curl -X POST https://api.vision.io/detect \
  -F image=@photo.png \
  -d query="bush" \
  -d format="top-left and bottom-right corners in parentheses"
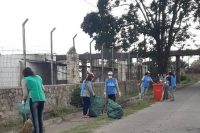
top-left (180, 75), bottom-right (187, 81)
top-left (180, 75), bottom-right (191, 84)
top-left (70, 86), bottom-right (82, 108)
top-left (51, 104), bottom-right (74, 117)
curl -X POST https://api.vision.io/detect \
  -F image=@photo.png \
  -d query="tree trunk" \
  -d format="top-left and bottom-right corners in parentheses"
top-left (156, 49), bottom-right (169, 74)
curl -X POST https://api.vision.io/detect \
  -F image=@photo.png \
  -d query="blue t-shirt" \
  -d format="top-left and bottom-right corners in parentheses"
top-left (141, 75), bottom-right (152, 88)
top-left (170, 75), bottom-right (176, 88)
top-left (105, 78), bottom-right (118, 95)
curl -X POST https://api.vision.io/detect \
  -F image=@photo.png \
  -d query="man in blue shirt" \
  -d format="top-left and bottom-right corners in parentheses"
top-left (104, 71), bottom-right (121, 102)
top-left (140, 71), bottom-right (153, 98)
top-left (168, 72), bottom-right (176, 101)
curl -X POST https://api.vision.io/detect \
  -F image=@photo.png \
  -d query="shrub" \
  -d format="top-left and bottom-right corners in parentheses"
top-left (70, 86), bottom-right (82, 108)
top-left (51, 104), bottom-right (74, 117)
top-left (180, 75), bottom-right (187, 81)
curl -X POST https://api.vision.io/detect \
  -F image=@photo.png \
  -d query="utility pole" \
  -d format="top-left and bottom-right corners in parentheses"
top-left (50, 27), bottom-right (56, 85)
top-left (111, 45), bottom-right (114, 72)
top-left (101, 44), bottom-right (104, 81)
top-left (73, 34), bottom-right (77, 51)
top-left (128, 51), bottom-right (131, 80)
top-left (90, 39), bottom-right (94, 72)
top-left (22, 18), bottom-right (29, 68)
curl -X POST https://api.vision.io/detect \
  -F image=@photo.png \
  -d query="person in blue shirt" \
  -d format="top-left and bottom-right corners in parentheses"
top-left (80, 72), bottom-right (95, 118)
top-left (140, 71), bottom-right (153, 98)
top-left (168, 72), bottom-right (176, 101)
top-left (104, 71), bottom-right (121, 102)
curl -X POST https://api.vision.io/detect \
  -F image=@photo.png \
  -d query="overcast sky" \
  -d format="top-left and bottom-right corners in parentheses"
top-left (0, 0), bottom-right (199, 63)
top-left (0, 0), bottom-right (98, 55)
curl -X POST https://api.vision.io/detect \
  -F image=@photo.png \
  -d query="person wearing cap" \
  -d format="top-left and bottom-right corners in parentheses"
top-left (140, 71), bottom-right (153, 98)
top-left (80, 72), bottom-right (95, 118)
top-left (104, 71), bottom-right (121, 102)
top-left (167, 71), bottom-right (176, 101)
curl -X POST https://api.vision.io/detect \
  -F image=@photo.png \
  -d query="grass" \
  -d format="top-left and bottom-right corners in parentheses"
top-left (51, 105), bottom-right (78, 118)
top-left (0, 105), bottom-right (79, 133)
top-left (0, 118), bottom-right (22, 133)
top-left (61, 97), bottom-right (154, 133)
top-left (180, 73), bottom-right (200, 84)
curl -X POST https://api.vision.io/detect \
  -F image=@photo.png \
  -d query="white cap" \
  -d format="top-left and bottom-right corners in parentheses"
top-left (107, 71), bottom-right (113, 75)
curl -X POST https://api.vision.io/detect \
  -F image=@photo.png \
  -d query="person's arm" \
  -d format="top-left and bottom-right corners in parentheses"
top-left (104, 80), bottom-right (107, 96)
top-left (42, 84), bottom-right (45, 92)
top-left (87, 82), bottom-right (95, 96)
top-left (150, 77), bottom-right (154, 83)
top-left (21, 79), bottom-right (28, 103)
top-left (115, 79), bottom-right (121, 96)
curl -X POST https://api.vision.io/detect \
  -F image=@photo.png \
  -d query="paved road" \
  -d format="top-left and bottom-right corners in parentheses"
top-left (93, 82), bottom-right (200, 133)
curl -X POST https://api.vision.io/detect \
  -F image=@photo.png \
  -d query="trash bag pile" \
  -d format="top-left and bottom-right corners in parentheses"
top-left (89, 95), bottom-right (104, 117)
top-left (107, 99), bottom-right (123, 119)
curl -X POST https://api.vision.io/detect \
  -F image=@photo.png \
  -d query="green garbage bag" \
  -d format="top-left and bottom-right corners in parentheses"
top-left (107, 99), bottom-right (123, 119)
top-left (17, 99), bottom-right (30, 114)
top-left (89, 95), bottom-right (104, 117)
top-left (16, 99), bottom-right (31, 122)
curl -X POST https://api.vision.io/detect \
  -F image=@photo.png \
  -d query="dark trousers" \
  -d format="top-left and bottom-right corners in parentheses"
top-left (163, 85), bottom-right (169, 100)
top-left (82, 97), bottom-right (91, 115)
top-left (108, 94), bottom-right (116, 102)
top-left (30, 98), bottom-right (45, 133)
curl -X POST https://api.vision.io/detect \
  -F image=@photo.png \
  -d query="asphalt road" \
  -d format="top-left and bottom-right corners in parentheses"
top-left (93, 81), bottom-right (200, 133)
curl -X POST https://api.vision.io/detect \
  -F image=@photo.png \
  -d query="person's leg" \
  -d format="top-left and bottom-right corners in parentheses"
top-left (82, 97), bottom-right (90, 116)
top-left (38, 101), bottom-right (45, 133)
top-left (82, 97), bottom-right (87, 116)
top-left (141, 86), bottom-right (145, 98)
top-left (169, 87), bottom-right (175, 101)
top-left (30, 99), bottom-right (39, 133)
top-left (143, 87), bottom-right (147, 97)
top-left (108, 94), bottom-right (116, 102)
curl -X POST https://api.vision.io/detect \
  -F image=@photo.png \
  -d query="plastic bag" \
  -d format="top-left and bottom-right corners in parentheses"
top-left (89, 95), bottom-right (104, 117)
top-left (107, 99), bottom-right (123, 119)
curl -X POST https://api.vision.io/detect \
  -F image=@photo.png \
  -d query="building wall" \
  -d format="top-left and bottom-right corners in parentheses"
top-left (0, 54), bottom-right (53, 87)
top-left (0, 55), bottom-right (22, 87)
top-left (0, 80), bottom-right (139, 122)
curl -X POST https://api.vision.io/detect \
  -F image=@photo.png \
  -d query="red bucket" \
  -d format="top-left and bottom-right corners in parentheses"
top-left (152, 83), bottom-right (163, 101)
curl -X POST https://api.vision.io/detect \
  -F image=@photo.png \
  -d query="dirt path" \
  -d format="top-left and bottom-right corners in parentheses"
top-left (44, 112), bottom-right (90, 133)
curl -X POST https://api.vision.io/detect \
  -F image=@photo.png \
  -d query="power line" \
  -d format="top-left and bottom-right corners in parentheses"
top-left (82, 0), bottom-right (96, 8)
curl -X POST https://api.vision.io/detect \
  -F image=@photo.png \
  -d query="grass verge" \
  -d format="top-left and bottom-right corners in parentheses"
top-left (61, 97), bottom-right (154, 133)
top-left (0, 118), bottom-right (22, 133)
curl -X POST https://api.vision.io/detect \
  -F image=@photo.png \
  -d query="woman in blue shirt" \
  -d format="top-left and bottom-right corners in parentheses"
top-left (104, 71), bottom-right (121, 102)
top-left (80, 72), bottom-right (95, 118)
top-left (140, 71), bottom-right (153, 98)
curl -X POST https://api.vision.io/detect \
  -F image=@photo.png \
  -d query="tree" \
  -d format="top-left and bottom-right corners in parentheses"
top-left (81, 0), bottom-right (200, 74)
top-left (190, 58), bottom-right (200, 73)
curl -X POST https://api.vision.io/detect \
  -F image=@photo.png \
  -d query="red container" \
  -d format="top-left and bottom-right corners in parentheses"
top-left (152, 83), bottom-right (163, 101)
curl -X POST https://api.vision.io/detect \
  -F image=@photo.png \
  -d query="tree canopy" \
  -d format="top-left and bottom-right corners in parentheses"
top-left (81, 0), bottom-right (200, 73)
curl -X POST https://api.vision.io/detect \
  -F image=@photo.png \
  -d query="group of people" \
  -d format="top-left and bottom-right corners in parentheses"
top-left (139, 71), bottom-right (176, 101)
top-left (20, 66), bottom-right (176, 132)
top-left (159, 72), bottom-right (176, 101)
top-left (21, 67), bottom-right (121, 132)
top-left (80, 71), bottom-right (121, 118)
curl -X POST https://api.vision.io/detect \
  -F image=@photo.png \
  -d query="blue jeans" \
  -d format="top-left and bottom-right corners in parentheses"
top-left (141, 86), bottom-right (148, 97)
top-left (107, 94), bottom-right (116, 102)
top-left (82, 97), bottom-right (91, 115)
top-left (30, 98), bottom-right (45, 133)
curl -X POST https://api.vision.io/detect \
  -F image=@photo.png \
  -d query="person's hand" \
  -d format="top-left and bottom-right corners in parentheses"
top-left (103, 92), bottom-right (106, 97)
top-left (22, 99), bottom-right (26, 106)
top-left (118, 91), bottom-right (121, 97)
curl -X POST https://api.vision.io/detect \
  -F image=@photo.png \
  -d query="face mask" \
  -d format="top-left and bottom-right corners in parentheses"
top-left (108, 76), bottom-right (112, 79)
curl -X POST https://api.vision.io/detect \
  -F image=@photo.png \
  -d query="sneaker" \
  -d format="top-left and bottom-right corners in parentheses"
top-left (81, 115), bottom-right (90, 119)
